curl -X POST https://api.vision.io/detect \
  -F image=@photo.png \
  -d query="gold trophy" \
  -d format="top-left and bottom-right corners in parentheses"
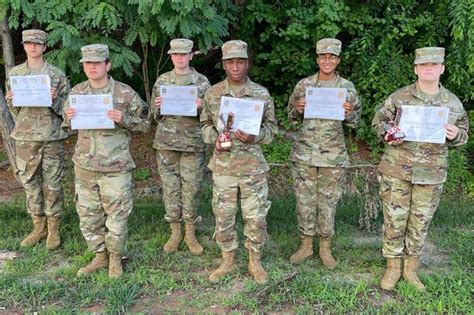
top-left (218, 112), bottom-right (234, 149)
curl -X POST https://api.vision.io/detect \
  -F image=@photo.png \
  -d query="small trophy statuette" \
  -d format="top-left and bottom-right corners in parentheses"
top-left (218, 112), bottom-right (234, 149)
top-left (384, 121), bottom-right (405, 142)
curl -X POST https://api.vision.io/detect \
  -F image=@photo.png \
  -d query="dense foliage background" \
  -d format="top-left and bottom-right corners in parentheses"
top-left (1, 0), bottom-right (473, 194)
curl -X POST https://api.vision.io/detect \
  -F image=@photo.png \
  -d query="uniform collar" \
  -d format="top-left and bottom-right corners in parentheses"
top-left (411, 82), bottom-right (450, 104)
top-left (312, 71), bottom-right (341, 87)
top-left (168, 67), bottom-right (198, 85)
top-left (223, 76), bottom-right (253, 97)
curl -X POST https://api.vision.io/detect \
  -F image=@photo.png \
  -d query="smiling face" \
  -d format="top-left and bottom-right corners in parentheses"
top-left (223, 58), bottom-right (249, 85)
top-left (316, 53), bottom-right (340, 76)
top-left (414, 62), bottom-right (445, 83)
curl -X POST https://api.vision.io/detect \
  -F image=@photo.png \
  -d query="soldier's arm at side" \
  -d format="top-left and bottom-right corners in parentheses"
top-left (119, 92), bottom-right (150, 133)
top-left (287, 83), bottom-right (304, 126)
top-left (4, 78), bottom-right (20, 117)
top-left (197, 78), bottom-right (211, 116)
top-left (51, 73), bottom-right (70, 117)
top-left (255, 94), bottom-right (277, 144)
top-left (149, 79), bottom-right (161, 123)
top-left (343, 87), bottom-right (362, 129)
top-left (447, 105), bottom-right (469, 146)
top-left (200, 91), bottom-right (219, 144)
top-left (371, 96), bottom-right (396, 141)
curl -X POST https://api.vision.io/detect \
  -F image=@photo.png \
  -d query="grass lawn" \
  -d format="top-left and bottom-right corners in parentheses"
top-left (0, 182), bottom-right (472, 313)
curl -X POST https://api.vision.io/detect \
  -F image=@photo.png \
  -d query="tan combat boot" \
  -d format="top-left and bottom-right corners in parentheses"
top-left (77, 250), bottom-right (109, 276)
top-left (46, 216), bottom-right (61, 250)
top-left (289, 235), bottom-right (314, 264)
top-left (209, 250), bottom-right (236, 283)
top-left (163, 222), bottom-right (182, 253)
top-left (109, 252), bottom-right (123, 279)
top-left (184, 222), bottom-right (204, 256)
top-left (248, 249), bottom-right (268, 285)
top-left (403, 256), bottom-right (426, 291)
top-left (21, 215), bottom-right (48, 247)
top-left (380, 258), bottom-right (402, 290)
top-left (319, 238), bottom-right (337, 269)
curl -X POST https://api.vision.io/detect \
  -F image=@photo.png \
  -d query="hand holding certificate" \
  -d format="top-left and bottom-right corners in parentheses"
top-left (10, 75), bottom-right (52, 107)
top-left (304, 87), bottom-right (346, 120)
top-left (398, 105), bottom-right (449, 144)
top-left (69, 94), bottom-right (115, 130)
top-left (218, 96), bottom-right (265, 136)
top-left (160, 85), bottom-right (198, 116)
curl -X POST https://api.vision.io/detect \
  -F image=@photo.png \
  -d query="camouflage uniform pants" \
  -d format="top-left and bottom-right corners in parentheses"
top-left (75, 166), bottom-right (133, 254)
top-left (379, 174), bottom-right (443, 258)
top-left (16, 140), bottom-right (64, 218)
top-left (157, 150), bottom-right (205, 224)
top-left (212, 172), bottom-right (271, 253)
top-left (292, 163), bottom-right (345, 239)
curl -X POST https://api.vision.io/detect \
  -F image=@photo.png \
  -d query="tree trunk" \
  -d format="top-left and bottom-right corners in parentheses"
top-left (0, 89), bottom-right (18, 178)
top-left (1, 16), bottom-right (18, 179)
top-left (1, 15), bottom-right (15, 75)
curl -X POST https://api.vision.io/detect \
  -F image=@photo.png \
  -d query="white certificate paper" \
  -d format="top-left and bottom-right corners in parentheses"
top-left (10, 75), bottom-right (52, 107)
top-left (69, 94), bottom-right (115, 130)
top-left (218, 96), bottom-right (265, 135)
top-left (304, 87), bottom-right (346, 120)
top-left (160, 85), bottom-right (198, 116)
top-left (398, 105), bottom-right (449, 144)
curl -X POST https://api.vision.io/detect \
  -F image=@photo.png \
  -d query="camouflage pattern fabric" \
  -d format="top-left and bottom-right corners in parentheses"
top-left (64, 77), bottom-right (148, 254)
top-left (75, 166), bottom-right (133, 253)
top-left (157, 150), bottom-right (205, 224)
top-left (6, 61), bottom-right (70, 141)
top-left (288, 72), bottom-right (361, 167)
top-left (21, 29), bottom-right (47, 44)
top-left (201, 78), bottom-right (278, 176)
top-left (6, 61), bottom-right (69, 220)
top-left (372, 82), bottom-right (469, 184)
top-left (63, 77), bottom-right (150, 172)
top-left (16, 140), bottom-right (64, 218)
top-left (150, 68), bottom-right (210, 152)
top-left (379, 174), bottom-right (443, 258)
top-left (212, 173), bottom-right (270, 253)
top-left (80, 44), bottom-right (109, 62)
top-left (287, 72), bottom-right (360, 239)
top-left (201, 77), bottom-right (276, 253)
top-left (291, 163), bottom-right (344, 238)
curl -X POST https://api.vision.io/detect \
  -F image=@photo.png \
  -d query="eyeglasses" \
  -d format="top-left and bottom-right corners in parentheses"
top-left (317, 55), bottom-right (339, 62)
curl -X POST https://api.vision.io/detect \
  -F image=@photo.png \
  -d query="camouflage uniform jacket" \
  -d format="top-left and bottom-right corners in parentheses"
top-left (62, 77), bottom-right (150, 172)
top-left (288, 72), bottom-right (361, 167)
top-left (201, 77), bottom-right (277, 176)
top-left (6, 61), bottom-right (70, 141)
top-left (372, 82), bottom-right (469, 184)
top-left (150, 68), bottom-right (210, 152)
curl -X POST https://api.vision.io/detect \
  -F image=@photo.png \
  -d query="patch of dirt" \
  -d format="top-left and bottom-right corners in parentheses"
top-left (0, 250), bottom-right (18, 272)
top-left (366, 290), bottom-right (400, 308)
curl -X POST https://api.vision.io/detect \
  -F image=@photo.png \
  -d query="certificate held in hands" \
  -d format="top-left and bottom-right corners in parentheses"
top-left (69, 94), bottom-right (115, 130)
top-left (304, 87), bottom-right (346, 120)
top-left (160, 85), bottom-right (198, 117)
top-left (218, 96), bottom-right (265, 136)
top-left (10, 75), bottom-right (52, 107)
top-left (398, 105), bottom-right (449, 144)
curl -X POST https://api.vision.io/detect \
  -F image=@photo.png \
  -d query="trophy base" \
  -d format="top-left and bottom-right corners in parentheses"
top-left (220, 140), bottom-right (232, 149)
top-left (387, 131), bottom-right (405, 142)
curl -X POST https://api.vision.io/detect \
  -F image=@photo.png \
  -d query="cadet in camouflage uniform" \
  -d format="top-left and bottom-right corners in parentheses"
top-left (151, 39), bottom-right (211, 255)
top-left (288, 38), bottom-right (361, 268)
top-left (372, 47), bottom-right (469, 291)
top-left (63, 44), bottom-right (149, 279)
top-left (201, 40), bottom-right (277, 284)
top-left (5, 29), bottom-right (70, 250)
